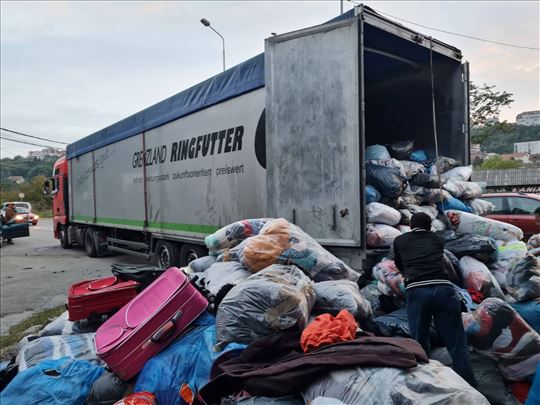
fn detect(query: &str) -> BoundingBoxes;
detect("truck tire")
[84,228,98,258]
[179,243,208,267]
[59,225,71,249]
[155,240,180,269]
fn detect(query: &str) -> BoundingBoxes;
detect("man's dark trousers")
[406,284,477,387]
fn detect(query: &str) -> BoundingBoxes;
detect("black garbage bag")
[443,250,461,285]
[388,140,414,160]
[506,254,540,302]
[86,370,130,405]
[366,162,406,199]
[444,234,497,263]
[436,230,458,243]
[111,264,165,288]
[410,173,441,188]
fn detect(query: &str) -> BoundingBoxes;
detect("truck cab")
[49,156,70,245]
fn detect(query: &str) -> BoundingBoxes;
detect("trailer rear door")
[265,17,364,247]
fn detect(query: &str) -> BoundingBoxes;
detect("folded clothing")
[301,310,357,352]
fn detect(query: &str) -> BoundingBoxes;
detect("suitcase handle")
[151,310,183,343]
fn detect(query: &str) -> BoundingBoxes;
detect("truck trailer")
[47,6,470,270]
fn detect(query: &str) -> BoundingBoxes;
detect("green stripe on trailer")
[71,215,218,234]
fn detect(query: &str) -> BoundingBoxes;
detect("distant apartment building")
[28,147,65,160]
[516,110,540,126]
[514,140,540,155]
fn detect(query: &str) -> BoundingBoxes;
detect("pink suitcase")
[94,267,208,380]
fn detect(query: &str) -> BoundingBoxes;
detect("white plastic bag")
[459,256,504,300]
[366,202,401,226]
[314,280,372,320]
[447,210,524,242]
[366,224,401,248]
[431,219,446,231]
[406,204,438,219]
[441,165,473,181]
[467,199,495,216]
[400,161,425,178]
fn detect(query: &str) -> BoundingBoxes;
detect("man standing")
[393,212,476,386]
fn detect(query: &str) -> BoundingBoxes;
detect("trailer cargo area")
[50,6,469,270]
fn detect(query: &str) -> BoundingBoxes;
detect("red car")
[481,193,540,239]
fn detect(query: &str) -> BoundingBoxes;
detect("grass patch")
[0,305,65,357]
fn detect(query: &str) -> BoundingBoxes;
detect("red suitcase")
[67,276,139,321]
[95,267,208,380]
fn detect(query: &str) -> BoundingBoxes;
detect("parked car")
[0,202,39,225]
[481,193,540,239]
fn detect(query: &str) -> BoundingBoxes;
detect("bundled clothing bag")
[302,361,489,405]
[459,256,505,302]
[313,280,372,320]
[462,298,540,381]
[365,162,406,199]
[445,233,497,262]
[489,240,528,288]
[372,259,405,300]
[506,254,540,302]
[223,218,359,282]
[205,219,270,255]
[215,264,316,348]
[366,202,401,226]
[366,224,401,248]
[198,262,252,296]
[446,210,524,242]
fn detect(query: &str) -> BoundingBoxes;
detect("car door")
[483,196,509,223]
[506,196,540,237]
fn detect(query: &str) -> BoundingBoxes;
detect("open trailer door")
[265,16,364,249]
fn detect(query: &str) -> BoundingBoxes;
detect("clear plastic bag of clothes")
[410,149,429,163]
[302,361,489,405]
[365,144,391,161]
[489,240,528,288]
[360,283,383,315]
[199,262,252,296]
[410,173,441,188]
[205,218,271,255]
[462,297,540,381]
[17,333,101,372]
[215,264,316,348]
[441,165,473,182]
[224,218,359,282]
[444,233,497,262]
[467,199,495,216]
[188,256,217,273]
[528,234,540,250]
[0,358,103,405]
[372,259,405,300]
[388,140,414,160]
[314,280,372,320]
[505,254,540,302]
[366,224,401,248]
[438,197,473,213]
[365,162,406,199]
[39,311,106,337]
[400,161,425,178]
[446,210,524,242]
[443,179,485,200]
[136,313,245,405]
[365,185,381,204]
[431,219,447,231]
[412,186,451,204]
[368,158,407,179]
[406,204,438,219]
[459,256,504,301]
[366,202,401,226]
[435,156,460,174]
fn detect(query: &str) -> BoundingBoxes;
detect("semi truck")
[46,6,470,270]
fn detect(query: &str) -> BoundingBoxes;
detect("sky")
[1,1,539,158]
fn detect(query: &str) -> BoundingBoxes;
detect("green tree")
[470,82,514,145]
[477,155,522,170]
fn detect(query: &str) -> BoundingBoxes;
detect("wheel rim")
[186,249,199,264]
[158,245,171,268]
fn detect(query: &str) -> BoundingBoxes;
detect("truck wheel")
[179,243,208,267]
[59,225,71,249]
[155,240,180,269]
[84,228,98,258]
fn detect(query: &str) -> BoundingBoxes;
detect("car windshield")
[15,203,30,209]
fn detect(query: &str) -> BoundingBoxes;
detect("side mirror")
[43,180,50,196]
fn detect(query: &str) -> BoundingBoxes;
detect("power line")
[0,127,69,145]
[0,135,64,149]
[350,2,540,51]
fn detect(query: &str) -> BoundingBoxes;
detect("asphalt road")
[0,218,147,334]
